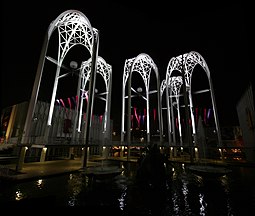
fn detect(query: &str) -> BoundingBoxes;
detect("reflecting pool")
[0,160,254,215]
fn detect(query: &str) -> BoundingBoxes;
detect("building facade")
[1,100,113,163]
[236,83,255,162]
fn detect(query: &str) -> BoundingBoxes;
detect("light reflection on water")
[199,193,207,216]
[15,189,26,201]
[0,161,254,215]
[36,179,44,189]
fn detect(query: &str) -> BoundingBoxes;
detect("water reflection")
[15,189,25,201]
[118,187,127,211]
[199,193,206,216]
[36,179,44,189]
[0,161,254,215]
[220,175,234,215]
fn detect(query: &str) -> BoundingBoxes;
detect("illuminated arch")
[165,51,222,147]
[161,77,183,146]
[22,10,99,145]
[46,10,98,126]
[121,53,163,145]
[76,56,112,140]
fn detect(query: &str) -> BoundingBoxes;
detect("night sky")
[1,1,253,131]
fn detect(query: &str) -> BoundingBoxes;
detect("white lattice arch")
[161,77,183,145]
[22,10,99,145]
[165,51,222,147]
[121,53,163,145]
[47,10,98,126]
[76,56,112,136]
[48,10,95,58]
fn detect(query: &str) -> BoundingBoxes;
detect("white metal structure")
[165,51,222,147]
[21,10,99,146]
[121,53,163,145]
[161,76,183,145]
[75,56,112,140]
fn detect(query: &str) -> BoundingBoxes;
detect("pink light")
[67,98,72,109]
[85,92,88,103]
[134,107,139,126]
[59,99,66,108]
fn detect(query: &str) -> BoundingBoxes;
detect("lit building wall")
[236,84,255,162]
[2,102,29,145]
[1,100,112,147]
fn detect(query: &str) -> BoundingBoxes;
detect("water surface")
[0,160,254,215]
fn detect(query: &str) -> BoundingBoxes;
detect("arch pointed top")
[166,51,212,86]
[46,9,98,61]
[184,51,211,79]
[132,53,158,72]
[123,53,158,87]
[79,56,112,94]
[130,53,158,86]
[48,9,94,39]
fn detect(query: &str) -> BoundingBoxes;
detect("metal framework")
[165,51,222,147]
[161,76,183,145]
[74,56,112,140]
[21,10,99,146]
[121,53,163,145]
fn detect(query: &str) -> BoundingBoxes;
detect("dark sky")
[1,1,253,130]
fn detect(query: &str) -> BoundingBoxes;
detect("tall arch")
[165,51,222,148]
[121,53,163,146]
[21,10,99,145]
[75,56,112,143]
[184,51,222,147]
[161,77,183,146]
